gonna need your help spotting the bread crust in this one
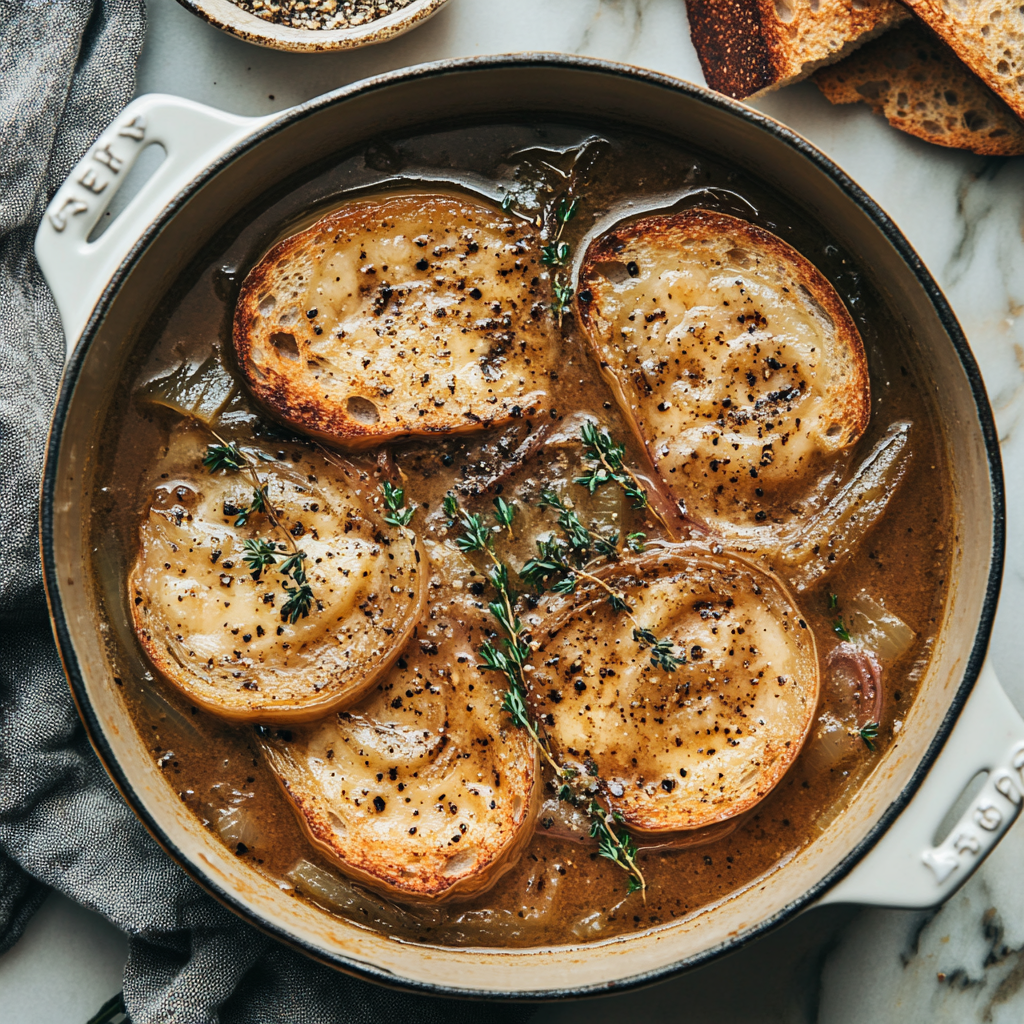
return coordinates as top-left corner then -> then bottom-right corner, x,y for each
815,21 -> 1024,156
686,0 -> 909,99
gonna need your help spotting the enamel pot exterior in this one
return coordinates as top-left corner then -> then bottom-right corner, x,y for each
39,57 -> 1010,998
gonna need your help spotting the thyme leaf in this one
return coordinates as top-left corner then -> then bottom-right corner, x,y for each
203,442 -> 245,473
381,481 -> 416,528
859,721 -> 879,751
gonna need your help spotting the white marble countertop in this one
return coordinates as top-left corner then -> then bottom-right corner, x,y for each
4,0 -> 1024,1019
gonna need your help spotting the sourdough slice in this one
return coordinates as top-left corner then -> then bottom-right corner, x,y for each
577,209 -> 870,546
260,538 -> 539,903
129,426 -> 426,723
528,551 -> 819,832
233,192 -> 560,448
816,21 -> 1024,155
685,0 -> 909,99
900,0 -> 1024,124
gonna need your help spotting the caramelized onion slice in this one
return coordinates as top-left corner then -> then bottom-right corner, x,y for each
528,549 -> 819,832
779,422 -> 912,590
577,209 -> 870,541
129,427 -> 426,722
233,192 -> 561,448
260,539 -> 539,904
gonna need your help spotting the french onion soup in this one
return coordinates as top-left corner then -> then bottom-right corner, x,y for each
91,123 -> 952,946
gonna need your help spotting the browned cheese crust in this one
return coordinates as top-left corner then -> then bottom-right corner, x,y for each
233,192 -> 562,448
528,551 -> 819,832
685,0 -> 909,99
577,209 -> 870,546
129,428 -> 426,723
260,538 -> 539,903
900,0 -> 1024,124
816,20 -> 1024,155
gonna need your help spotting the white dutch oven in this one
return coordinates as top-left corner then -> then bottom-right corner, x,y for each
35,56 -> 1024,998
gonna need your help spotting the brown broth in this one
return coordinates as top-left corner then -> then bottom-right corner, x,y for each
89,120 -> 952,948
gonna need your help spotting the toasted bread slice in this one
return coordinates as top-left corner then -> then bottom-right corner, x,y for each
685,0 -> 909,99
815,21 -> 1024,156
260,538 -> 539,903
577,209 -> 870,545
233,192 -> 560,448
129,426 -> 426,723
528,550 -> 819,833
900,0 -> 1024,124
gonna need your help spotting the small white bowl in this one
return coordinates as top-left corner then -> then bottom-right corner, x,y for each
175,0 -> 451,52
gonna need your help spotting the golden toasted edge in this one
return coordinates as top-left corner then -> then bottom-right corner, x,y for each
232,196 -> 542,449
815,22 -> 1024,157
684,0 -> 908,100
576,207 -> 871,455
127,527 -> 429,725
536,549 -> 821,833
264,739 -> 541,903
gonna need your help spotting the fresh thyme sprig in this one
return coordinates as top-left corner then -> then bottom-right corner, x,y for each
522,490 -> 684,674
204,434 -> 315,624
544,195 -> 579,327
443,490 -> 646,897
859,721 -> 879,752
576,421 -> 670,533
828,592 -> 854,642
589,801 -> 645,894
381,481 -> 416,531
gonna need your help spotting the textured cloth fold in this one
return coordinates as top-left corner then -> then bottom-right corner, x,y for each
0,4 -> 534,1021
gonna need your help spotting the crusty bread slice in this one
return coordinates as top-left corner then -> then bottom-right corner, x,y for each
576,209 -> 870,546
528,551 -> 819,833
900,0 -> 1024,124
816,20 -> 1024,155
260,538 -> 539,903
685,0 -> 909,99
233,192 -> 561,448
129,426 -> 426,723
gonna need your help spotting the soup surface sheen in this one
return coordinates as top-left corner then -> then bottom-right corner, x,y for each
92,120 -> 953,948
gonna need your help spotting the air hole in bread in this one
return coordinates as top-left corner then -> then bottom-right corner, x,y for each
826,424 -> 842,437
593,260 -> 631,284
258,294 -> 276,316
346,396 -> 380,424
512,795 -> 523,820
270,332 -> 300,361
774,0 -> 795,21
725,246 -> 753,269
443,849 -> 476,877
278,307 -> 299,327
328,811 -> 347,835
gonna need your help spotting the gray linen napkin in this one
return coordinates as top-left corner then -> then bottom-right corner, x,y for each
0,4 -> 535,1021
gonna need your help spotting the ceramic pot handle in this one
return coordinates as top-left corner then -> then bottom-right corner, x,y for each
819,659 -> 1024,908
34,93 -> 271,355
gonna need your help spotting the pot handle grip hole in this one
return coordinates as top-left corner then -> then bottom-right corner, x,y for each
819,660 -> 1024,909
35,93 -> 272,356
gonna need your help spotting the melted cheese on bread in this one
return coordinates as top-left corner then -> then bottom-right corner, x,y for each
578,209 -> 870,545
234,192 -> 561,447
528,549 -> 818,832
129,428 -> 425,722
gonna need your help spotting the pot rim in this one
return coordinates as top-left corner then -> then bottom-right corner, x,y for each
40,53 -> 1006,1000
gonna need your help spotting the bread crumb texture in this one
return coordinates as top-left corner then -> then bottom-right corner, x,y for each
816,21 -> 1024,156
901,0 -> 1024,123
